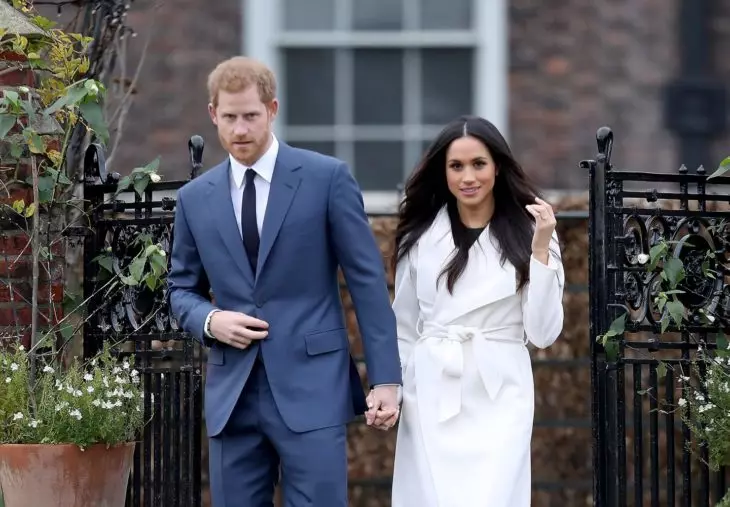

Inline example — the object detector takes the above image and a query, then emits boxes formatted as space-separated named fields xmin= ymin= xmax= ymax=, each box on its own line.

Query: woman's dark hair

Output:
xmin=393 ymin=115 xmax=546 ymax=294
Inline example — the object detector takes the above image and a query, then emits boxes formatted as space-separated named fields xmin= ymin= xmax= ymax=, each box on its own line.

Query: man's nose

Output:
xmin=233 ymin=119 xmax=249 ymax=136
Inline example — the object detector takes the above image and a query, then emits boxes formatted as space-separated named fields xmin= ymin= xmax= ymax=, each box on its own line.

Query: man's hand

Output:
xmin=365 ymin=385 xmax=400 ymax=431
xmin=209 ymin=311 xmax=268 ymax=350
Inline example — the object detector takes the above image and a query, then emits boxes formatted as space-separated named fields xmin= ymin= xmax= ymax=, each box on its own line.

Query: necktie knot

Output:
xmin=245 ymin=168 xmax=257 ymax=185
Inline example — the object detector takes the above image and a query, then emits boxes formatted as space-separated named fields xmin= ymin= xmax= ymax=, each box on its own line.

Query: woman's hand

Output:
xmin=525 ymin=197 xmax=556 ymax=264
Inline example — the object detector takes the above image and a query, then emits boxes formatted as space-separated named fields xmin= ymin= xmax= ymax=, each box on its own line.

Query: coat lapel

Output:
xmin=420 ymin=208 xmax=517 ymax=324
xmin=256 ymin=143 xmax=302 ymax=279
xmin=206 ymin=161 xmax=255 ymax=285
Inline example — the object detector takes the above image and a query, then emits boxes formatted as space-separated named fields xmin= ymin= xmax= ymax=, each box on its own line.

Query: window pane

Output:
xmin=283 ymin=0 xmax=335 ymax=30
xmin=354 ymin=141 xmax=404 ymax=191
xmin=283 ymin=49 xmax=335 ymax=125
xmin=286 ymin=141 xmax=336 ymax=157
xmin=420 ymin=0 xmax=472 ymax=29
xmin=353 ymin=0 xmax=403 ymax=30
xmin=421 ymin=49 xmax=473 ymax=125
xmin=354 ymin=49 xmax=403 ymax=125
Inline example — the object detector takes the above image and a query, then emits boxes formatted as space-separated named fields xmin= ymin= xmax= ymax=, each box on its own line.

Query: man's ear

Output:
xmin=208 ymin=103 xmax=218 ymax=125
xmin=266 ymin=98 xmax=279 ymax=122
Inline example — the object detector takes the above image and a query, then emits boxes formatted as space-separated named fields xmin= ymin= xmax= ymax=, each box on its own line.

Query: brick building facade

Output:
xmin=103 ymin=0 xmax=729 ymax=195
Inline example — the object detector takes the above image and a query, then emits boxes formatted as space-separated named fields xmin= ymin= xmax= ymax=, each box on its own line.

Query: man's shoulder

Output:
xmin=283 ymin=144 xmax=345 ymax=175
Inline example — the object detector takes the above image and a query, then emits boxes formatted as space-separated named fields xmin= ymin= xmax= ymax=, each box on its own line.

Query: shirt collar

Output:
xmin=229 ymin=134 xmax=279 ymax=188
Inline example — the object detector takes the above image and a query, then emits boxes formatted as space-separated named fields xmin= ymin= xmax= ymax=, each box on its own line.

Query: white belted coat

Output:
xmin=391 ymin=208 xmax=565 ymax=507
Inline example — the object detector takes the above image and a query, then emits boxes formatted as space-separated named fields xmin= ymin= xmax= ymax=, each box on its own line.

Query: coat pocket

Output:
xmin=304 ymin=328 xmax=348 ymax=356
xmin=207 ymin=344 xmax=225 ymax=365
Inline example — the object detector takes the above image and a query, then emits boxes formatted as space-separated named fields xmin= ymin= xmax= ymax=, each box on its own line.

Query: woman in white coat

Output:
xmin=385 ymin=115 xmax=565 ymax=506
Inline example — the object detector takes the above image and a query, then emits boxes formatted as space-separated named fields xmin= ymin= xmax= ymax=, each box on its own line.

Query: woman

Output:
xmin=388 ymin=115 xmax=564 ymax=506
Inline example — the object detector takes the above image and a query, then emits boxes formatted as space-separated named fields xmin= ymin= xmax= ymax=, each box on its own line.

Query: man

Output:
xmin=168 ymin=56 xmax=402 ymax=506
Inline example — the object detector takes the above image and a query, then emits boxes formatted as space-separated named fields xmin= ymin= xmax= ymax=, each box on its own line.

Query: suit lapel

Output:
xmin=206 ymin=161 xmax=255 ymax=285
xmin=256 ymin=143 xmax=302 ymax=279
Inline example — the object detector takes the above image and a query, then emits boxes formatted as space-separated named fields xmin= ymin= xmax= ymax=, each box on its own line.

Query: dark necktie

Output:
xmin=241 ymin=168 xmax=259 ymax=274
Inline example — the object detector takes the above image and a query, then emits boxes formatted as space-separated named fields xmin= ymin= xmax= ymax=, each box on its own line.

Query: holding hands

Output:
xmin=525 ymin=197 xmax=556 ymax=264
xmin=365 ymin=385 xmax=401 ymax=431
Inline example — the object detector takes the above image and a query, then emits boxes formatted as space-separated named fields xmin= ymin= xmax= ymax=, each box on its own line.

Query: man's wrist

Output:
xmin=204 ymin=310 xmax=220 ymax=339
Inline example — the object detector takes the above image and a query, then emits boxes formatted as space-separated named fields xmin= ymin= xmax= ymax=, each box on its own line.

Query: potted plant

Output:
xmin=0 ymin=342 xmax=146 ymax=506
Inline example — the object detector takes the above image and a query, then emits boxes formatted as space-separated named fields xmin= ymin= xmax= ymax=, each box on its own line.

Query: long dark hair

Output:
xmin=394 ymin=115 xmax=545 ymax=294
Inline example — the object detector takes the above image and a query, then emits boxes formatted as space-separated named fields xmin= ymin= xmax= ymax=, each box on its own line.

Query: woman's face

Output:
xmin=445 ymin=135 xmax=497 ymax=213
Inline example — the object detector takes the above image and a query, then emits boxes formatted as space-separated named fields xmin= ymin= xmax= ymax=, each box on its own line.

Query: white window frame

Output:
xmin=242 ymin=0 xmax=508 ymax=213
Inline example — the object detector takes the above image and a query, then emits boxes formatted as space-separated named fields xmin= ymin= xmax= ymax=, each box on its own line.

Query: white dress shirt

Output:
xmin=229 ymin=134 xmax=279 ymax=237
xmin=203 ymin=134 xmax=279 ymax=337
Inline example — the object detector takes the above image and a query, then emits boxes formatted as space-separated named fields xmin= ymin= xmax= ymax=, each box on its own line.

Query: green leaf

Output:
xmin=656 ymin=361 xmax=667 ymax=379
xmin=144 ymin=275 xmax=158 ymax=291
xmin=606 ymin=313 xmax=627 ymax=337
xmin=44 ymin=83 xmax=87 ymax=115
xmin=662 ymin=257 xmax=685 ymax=289
xmin=0 ymin=113 xmax=16 ymax=139
xmin=665 ymin=299 xmax=685 ymax=329
xmin=149 ymin=254 xmax=167 ymax=276
xmin=36 ymin=174 xmax=55 ymax=203
xmin=133 ymin=174 xmax=149 ymax=198
xmin=11 ymin=199 xmax=24 ymax=214
xmin=707 ymin=156 xmax=730 ymax=180
xmin=3 ymin=90 xmax=20 ymax=107
xmin=9 ymin=143 xmax=23 ymax=158
xmin=649 ymin=242 xmax=668 ymax=270
xmin=116 ymin=175 xmax=132 ymax=194
xmin=604 ymin=340 xmax=619 ymax=362
xmin=23 ymin=129 xmax=44 ymax=154
xmin=128 ymin=257 xmax=146 ymax=283
xmin=78 ymin=100 xmax=109 ymax=144
xmin=23 ymin=203 xmax=36 ymax=217
xmin=93 ymin=254 xmax=114 ymax=273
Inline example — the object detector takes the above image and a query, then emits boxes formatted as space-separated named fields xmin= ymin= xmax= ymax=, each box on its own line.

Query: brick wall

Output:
xmin=0 ymin=49 xmax=65 ymax=348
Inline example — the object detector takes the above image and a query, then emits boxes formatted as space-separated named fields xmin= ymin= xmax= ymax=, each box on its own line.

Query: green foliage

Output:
xmin=0 ymin=1 xmax=161 ymax=446
xmin=0 ymin=343 xmax=146 ymax=447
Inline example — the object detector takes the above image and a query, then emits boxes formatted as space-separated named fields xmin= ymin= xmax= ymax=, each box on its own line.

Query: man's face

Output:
xmin=208 ymin=86 xmax=278 ymax=166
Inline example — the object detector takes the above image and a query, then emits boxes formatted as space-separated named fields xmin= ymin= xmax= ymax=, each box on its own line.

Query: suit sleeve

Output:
xmin=392 ymin=245 xmax=420 ymax=374
xmin=522 ymin=230 xmax=565 ymax=348
xmin=327 ymin=162 xmax=402 ymax=386
xmin=168 ymin=189 xmax=217 ymax=346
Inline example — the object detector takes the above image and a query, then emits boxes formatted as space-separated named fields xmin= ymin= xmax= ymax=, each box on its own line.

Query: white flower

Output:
xmin=130 ymin=369 xmax=139 ymax=377
xmin=69 ymin=409 xmax=82 ymax=420
xmin=18 ymin=345 xmax=24 ymax=351
xmin=28 ymin=419 xmax=39 ymax=428
xmin=10 ymin=363 xmax=18 ymax=371
xmin=84 ymin=373 xmax=93 ymax=382
xmin=122 ymin=361 xmax=130 ymax=370
xmin=92 ymin=399 xmax=101 ymax=407
xmin=637 ymin=253 xmax=649 ymax=264
xmin=150 ymin=173 xmax=161 ymax=183
xmin=18 ymin=86 xmax=30 ymax=94
xmin=42 ymin=365 xmax=54 ymax=373
xmin=73 ymin=389 xmax=83 ymax=397
xmin=86 ymin=386 xmax=94 ymax=393
xmin=678 ymin=398 xmax=687 ymax=407
xmin=112 ymin=367 xmax=121 ymax=375
xmin=12 ymin=412 xmax=23 ymax=421
xmin=4 ymin=377 xmax=10 ymax=383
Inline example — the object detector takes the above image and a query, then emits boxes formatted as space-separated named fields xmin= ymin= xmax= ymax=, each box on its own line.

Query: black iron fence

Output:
xmin=586 ymin=126 xmax=730 ymax=506
xmin=82 ymin=140 xmax=204 ymax=507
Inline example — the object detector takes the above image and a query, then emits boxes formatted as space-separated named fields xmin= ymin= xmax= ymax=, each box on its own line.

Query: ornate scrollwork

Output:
xmin=88 ymin=222 xmax=179 ymax=336
xmin=617 ymin=210 xmax=728 ymax=331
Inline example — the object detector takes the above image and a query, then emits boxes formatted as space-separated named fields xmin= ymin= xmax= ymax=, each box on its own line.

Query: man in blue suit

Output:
xmin=168 ymin=56 xmax=402 ymax=506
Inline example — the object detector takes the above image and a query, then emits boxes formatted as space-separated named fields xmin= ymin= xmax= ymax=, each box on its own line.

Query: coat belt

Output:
xmin=415 ymin=322 xmax=525 ymax=422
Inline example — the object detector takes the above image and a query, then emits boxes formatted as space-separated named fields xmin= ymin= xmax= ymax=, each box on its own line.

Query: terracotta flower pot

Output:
xmin=0 ymin=441 xmax=135 ymax=507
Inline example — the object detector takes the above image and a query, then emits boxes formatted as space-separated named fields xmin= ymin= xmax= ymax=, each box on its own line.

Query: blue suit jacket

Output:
xmin=168 ymin=143 xmax=402 ymax=436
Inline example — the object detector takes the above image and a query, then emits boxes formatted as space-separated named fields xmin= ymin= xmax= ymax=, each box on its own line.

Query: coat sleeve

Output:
xmin=522 ymin=230 xmax=565 ymax=349
xmin=392 ymin=244 xmax=420 ymax=371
